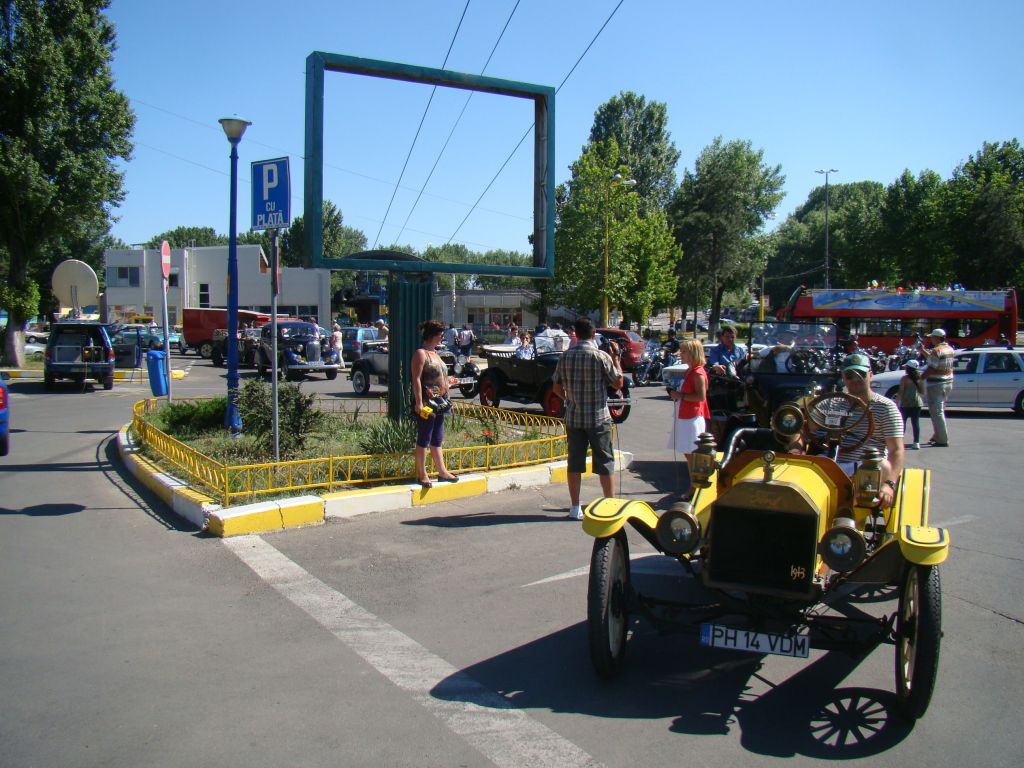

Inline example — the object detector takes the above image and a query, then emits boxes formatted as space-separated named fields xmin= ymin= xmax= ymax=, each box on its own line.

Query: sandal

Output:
xmin=438 ymin=473 xmax=459 ymax=483
xmin=417 ymin=478 xmax=433 ymax=488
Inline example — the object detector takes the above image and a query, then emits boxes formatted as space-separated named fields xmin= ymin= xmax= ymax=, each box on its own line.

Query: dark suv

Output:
xmin=44 ymin=322 xmax=115 ymax=390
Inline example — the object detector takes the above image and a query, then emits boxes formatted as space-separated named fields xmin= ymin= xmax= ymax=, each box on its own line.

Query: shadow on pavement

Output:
xmin=432 ymin=615 xmax=912 ymax=759
xmin=404 ymin=512 xmax=566 ymax=528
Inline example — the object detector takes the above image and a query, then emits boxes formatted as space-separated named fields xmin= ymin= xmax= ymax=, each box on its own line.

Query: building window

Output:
xmin=199 ymin=284 xmax=210 ymax=308
xmin=106 ymin=266 xmax=140 ymax=287
xmin=168 ymin=273 xmax=179 ymax=288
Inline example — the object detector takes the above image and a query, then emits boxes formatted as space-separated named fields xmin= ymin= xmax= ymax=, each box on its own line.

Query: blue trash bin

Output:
xmin=146 ymin=350 xmax=168 ymax=397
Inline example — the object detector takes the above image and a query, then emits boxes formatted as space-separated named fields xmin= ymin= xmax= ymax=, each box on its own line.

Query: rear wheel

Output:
xmin=541 ymin=385 xmax=563 ymax=417
xmin=895 ymin=564 xmax=942 ymax=720
xmin=325 ymin=369 xmax=338 ymax=381
xmin=198 ymin=340 xmax=214 ymax=359
xmin=351 ymin=368 xmax=370 ymax=395
xmin=608 ymin=386 xmax=631 ymax=423
xmin=632 ymin=367 xmax=649 ymax=387
xmin=44 ymin=371 xmax=55 ymax=391
xmin=0 ymin=431 xmax=7 ymax=456
xmin=588 ymin=532 xmax=630 ymax=678
xmin=479 ymin=372 xmax=501 ymax=408
xmin=1014 ymin=390 xmax=1024 ymax=416
xmin=103 ymin=375 xmax=114 ymax=391
xmin=886 ymin=386 xmax=899 ymax=400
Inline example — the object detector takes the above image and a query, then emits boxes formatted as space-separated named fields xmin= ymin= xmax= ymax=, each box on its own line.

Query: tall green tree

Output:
xmin=552 ymin=140 xmax=677 ymax=322
xmin=669 ymin=137 xmax=784 ymax=329
xmin=280 ymin=200 xmax=367 ymax=267
xmin=878 ymin=170 xmax=951 ymax=286
xmin=0 ymin=0 xmax=134 ymax=364
xmin=145 ymin=225 xmax=226 ymax=248
xmin=588 ymin=91 xmax=681 ymax=211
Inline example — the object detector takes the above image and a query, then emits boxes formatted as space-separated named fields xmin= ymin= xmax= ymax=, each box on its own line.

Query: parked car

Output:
xmin=478 ymin=330 xmax=631 ymax=422
xmin=43 ymin=321 xmax=115 ymax=390
xmin=869 ymin=345 xmax=1024 ymax=415
xmin=596 ymin=328 xmax=645 ymax=371
xmin=0 ymin=372 xmax=10 ymax=456
xmin=210 ymin=328 xmax=262 ymax=368
xmin=255 ymin=320 xmax=342 ymax=381
xmin=340 ymin=326 xmax=378 ymax=363
xmin=24 ymin=323 xmax=50 ymax=344
xmin=349 ymin=341 xmax=476 ymax=396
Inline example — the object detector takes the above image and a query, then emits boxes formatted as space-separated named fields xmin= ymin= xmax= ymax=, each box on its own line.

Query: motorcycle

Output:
xmin=888 ymin=335 xmax=922 ymax=371
xmin=632 ymin=341 xmax=676 ymax=387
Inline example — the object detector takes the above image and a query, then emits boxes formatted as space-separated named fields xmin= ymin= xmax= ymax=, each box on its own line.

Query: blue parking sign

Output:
xmin=251 ymin=157 xmax=290 ymax=230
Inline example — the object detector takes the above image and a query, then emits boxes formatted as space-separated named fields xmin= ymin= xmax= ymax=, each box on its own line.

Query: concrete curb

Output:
xmin=116 ymin=424 xmax=633 ymax=537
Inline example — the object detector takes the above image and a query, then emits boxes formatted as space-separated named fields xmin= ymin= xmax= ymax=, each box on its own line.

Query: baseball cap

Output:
xmin=904 ymin=360 xmax=920 ymax=370
xmin=928 ymin=328 xmax=946 ymax=338
xmin=842 ymin=353 xmax=872 ymax=374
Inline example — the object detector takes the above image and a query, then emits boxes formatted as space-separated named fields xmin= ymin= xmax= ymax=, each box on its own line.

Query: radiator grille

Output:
xmin=306 ymin=342 xmax=321 ymax=362
xmin=705 ymin=504 xmax=818 ymax=597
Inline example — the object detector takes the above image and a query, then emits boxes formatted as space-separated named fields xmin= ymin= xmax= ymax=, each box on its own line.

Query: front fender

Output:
xmin=582 ymin=497 xmax=659 ymax=540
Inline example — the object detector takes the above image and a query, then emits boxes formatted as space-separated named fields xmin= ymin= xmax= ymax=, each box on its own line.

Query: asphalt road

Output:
xmin=1 ymin=354 xmax=1022 ymax=767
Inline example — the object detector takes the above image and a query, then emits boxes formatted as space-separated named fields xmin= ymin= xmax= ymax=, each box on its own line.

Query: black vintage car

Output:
xmin=210 ymin=328 xmax=262 ymax=368
xmin=255 ymin=321 xmax=342 ymax=381
xmin=477 ymin=331 xmax=631 ymax=422
xmin=349 ymin=341 xmax=476 ymax=395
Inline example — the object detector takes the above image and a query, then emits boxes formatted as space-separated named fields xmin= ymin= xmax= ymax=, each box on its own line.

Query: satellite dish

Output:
xmin=52 ymin=260 xmax=99 ymax=317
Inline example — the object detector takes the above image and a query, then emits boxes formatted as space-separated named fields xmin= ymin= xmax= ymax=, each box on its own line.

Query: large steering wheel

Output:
xmin=805 ymin=391 xmax=874 ymax=452
xmin=785 ymin=348 xmax=818 ymax=374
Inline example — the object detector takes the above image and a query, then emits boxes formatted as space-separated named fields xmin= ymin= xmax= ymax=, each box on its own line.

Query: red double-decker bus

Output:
xmin=777 ymin=287 xmax=1018 ymax=352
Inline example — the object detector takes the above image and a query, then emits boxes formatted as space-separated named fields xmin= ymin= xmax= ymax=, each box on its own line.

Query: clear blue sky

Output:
xmin=105 ymin=0 xmax=1023 ymax=257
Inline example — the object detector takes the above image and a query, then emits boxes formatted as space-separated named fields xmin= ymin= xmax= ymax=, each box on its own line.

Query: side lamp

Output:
xmin=690 ymin=432 xmax=718 ymax=488
xmin=853 ymin=447 xmax=884 ymax=507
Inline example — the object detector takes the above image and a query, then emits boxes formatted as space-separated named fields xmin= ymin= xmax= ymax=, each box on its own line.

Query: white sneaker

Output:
xmin=568 ymin=506 xmax=584 ymax=520
xmin=908 ymin=442 xmax=920 ymax=450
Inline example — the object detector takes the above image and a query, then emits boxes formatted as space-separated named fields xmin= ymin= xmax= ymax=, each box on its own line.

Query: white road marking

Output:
xmin=930 ymin=515 xmax=977 ymax=528
xmin=224 ymin=535 xmax=602 ymax=768
xmin=522 ymin=553 xmax=679 ymax=588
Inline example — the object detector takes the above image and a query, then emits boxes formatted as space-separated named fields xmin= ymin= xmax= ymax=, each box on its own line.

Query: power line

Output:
xmin=395 ymin=0 xmax=523 ymax=244
xmin=446 ymin=0 xmax=626 ymax=246
xmin=371 ymin=0 xmax=472 ymax=248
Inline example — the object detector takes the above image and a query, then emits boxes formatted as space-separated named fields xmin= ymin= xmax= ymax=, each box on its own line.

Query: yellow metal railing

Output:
xmin=132 ymin=397 xmax=567 ymax=507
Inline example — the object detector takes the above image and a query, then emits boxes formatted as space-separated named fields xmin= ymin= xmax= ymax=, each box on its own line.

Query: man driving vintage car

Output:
xmin=830 ymin=353 xmax=905 ymax=507
xmin=757 ymin=325 xmax=799 ymax=372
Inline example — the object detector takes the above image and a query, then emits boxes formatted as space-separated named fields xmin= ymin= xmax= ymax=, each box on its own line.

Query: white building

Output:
xmin=102 ymin=245 xmax=332 ymax=326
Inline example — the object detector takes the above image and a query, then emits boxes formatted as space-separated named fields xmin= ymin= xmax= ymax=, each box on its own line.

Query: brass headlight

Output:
xmin=690 ymin=432 xmax=718 ymax=488
xmin=656 ymin=501 xmax=701 ymax=555
xmin=772 ymin=403 xmax=805 ymax=438
xmin=820 ymin=517 xmax=867 ymax=572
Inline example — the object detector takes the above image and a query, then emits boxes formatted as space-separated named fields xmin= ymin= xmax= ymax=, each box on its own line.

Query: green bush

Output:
xmin=236 ymin=378 xmax=324 ymax=455
xmin=159 ymin=397 xmax=227 ymax=437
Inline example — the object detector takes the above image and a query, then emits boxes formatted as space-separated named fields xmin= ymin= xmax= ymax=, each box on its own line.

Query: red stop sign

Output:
xmin=160 ymin=240 xmax=171 ymax=281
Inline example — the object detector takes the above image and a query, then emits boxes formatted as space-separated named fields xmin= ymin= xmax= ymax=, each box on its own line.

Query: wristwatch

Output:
xmin=883 ymin=480 xmax=897 ymax=491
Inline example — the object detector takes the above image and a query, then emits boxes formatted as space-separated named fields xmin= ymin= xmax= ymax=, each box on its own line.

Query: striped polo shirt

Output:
xmin=839 ymin=391 xmax=904 ymax=462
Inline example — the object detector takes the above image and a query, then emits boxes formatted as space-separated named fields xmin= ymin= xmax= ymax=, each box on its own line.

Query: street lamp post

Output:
xmin=219 ymin=117 xmax=251 ymax=435
xmin=602 ymin=173 xmax=636 ymax=328
xmin=815 ymin=168 xmax=838 ymax=289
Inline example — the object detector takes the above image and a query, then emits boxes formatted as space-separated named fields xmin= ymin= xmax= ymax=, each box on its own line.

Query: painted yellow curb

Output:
xmin=411 ymin=475 xmax=487 ymax=506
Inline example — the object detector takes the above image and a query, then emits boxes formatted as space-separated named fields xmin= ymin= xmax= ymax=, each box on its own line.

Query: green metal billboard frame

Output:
xmin=304 ymin=51 xmax=555 ymax=278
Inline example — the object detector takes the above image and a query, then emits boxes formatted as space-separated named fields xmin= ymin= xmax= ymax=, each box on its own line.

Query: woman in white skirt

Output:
xmin=667 ymin=339 xmax=710 ymax=492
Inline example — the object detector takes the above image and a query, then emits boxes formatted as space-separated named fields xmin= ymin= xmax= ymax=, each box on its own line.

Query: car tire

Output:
xmin=886 ymin=386 xmax=899 ymax=401
xmin=541 ymin=384 xmax=563 ymax=418
xmin=103 ymin=375 xmax=114 ymax=391
xmin=325 ymin=369 xmax=338 ymax=381
xmin=588 ymin=531 xmax=630 ymax=679
xmin=351 ymin=368 xmax=370 ymax=395
xmin=895 ymin=564 xmax=942 ymax=720
xmin=198 ymin=341 xmax=214 ymax=359
xmin=212 ymin=349 xmax=224 ymax=367
xmin=458 ymin=383 xmax=477 ymax=398
xmin=478 ymin=372 xmax=501 ymax=408
xmin=1014 ymin=390 xmax=1024 ymax=416
xmin=0 ymin=431 xmax=7 ymax=456
xmin=44 ymin=372 xmax=55 ymax=391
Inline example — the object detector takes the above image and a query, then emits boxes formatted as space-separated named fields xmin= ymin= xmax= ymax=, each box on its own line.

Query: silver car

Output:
xmin=869 ymin=346 xmax=1024 ymax=415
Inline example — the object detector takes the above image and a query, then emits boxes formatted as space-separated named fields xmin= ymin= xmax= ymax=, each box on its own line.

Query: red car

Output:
xmin=597 ymin=328 xmax=645 ymax=371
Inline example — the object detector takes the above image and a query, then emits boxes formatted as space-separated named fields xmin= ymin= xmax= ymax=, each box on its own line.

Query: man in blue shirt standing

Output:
xmin=707 ymin=324 xmax=746 ymax=376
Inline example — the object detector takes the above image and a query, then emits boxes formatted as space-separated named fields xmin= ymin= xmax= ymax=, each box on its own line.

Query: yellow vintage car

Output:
xmin=583 ymin=392 xmax=948 ymax=721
